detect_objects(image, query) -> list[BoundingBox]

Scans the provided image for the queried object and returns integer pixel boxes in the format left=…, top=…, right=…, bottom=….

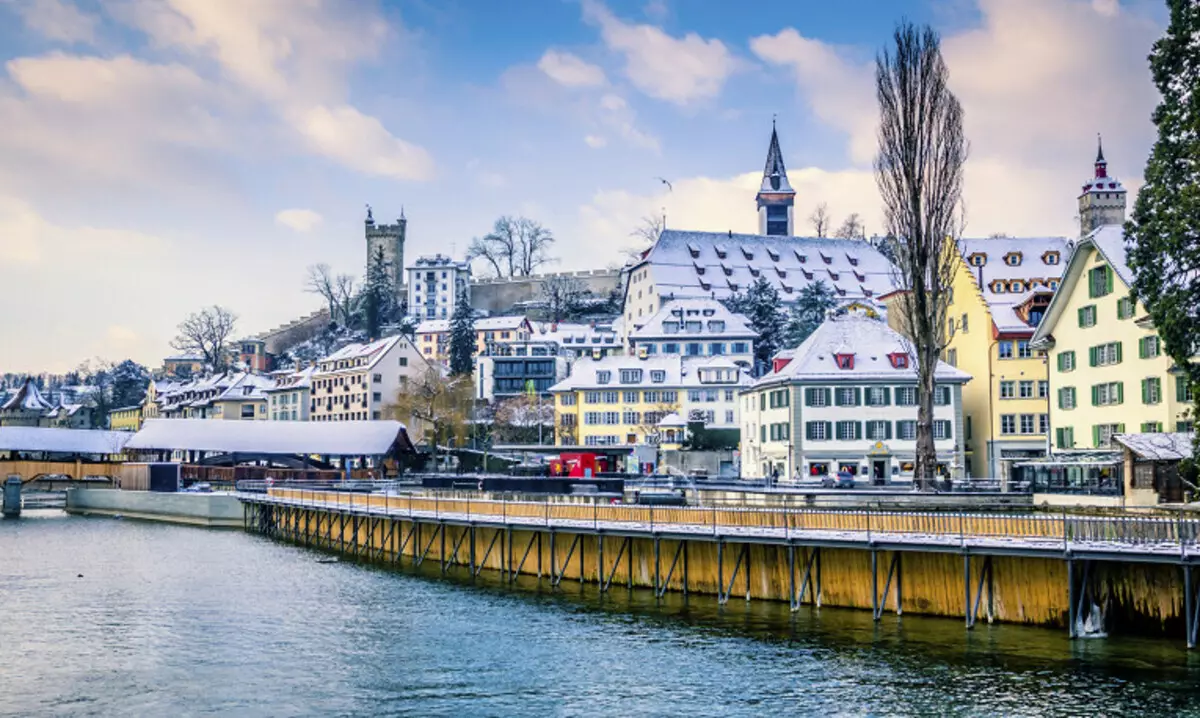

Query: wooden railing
left=0, top=460, right=121, bottom=483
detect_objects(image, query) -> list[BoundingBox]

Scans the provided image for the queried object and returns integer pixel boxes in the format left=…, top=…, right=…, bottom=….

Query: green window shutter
left=1106, top=266, right=1114, bottom=294
left=834, top=390, right=844, bottom=407
left=855, top=422, right=863, bottom=440
left=1117, top=422, right=1126, bottom=434
left=760, top=425, right=766, bottom=442
left=1115, top=342, right=1123, bottom=363
left=1115, top=382, right=1124, bottom=404
left=1141, top=379, right=1149, bottom=405
left=1056, top=353, right=1064, bottom=371
left=1089, top=346, right=1098, bottom=367
left=1091, top=385, right=1099, bottom=406
left=825, top=422, right=833, bottom=440
left=885, top=421, right=893, bottom=440
left=1178, top=377, right=1187, bottom=402
left=1077, top=307, right=1085, bottom=327
left=1138, top=337, right=1147, bottom=359
left=823, top=388, right=831, bottom=406
left=1055, top=428, right=1063, bottom=448
left=1092, top=425, right=1101, bottom=447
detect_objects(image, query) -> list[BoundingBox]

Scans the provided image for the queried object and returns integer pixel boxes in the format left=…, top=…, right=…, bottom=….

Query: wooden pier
left=240, top=489, right=1200, bottom=648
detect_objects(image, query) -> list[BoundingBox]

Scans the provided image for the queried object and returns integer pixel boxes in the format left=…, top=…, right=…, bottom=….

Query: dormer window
left=707, top=320, right=725, bottom=332
left=699, top=280, right=711, bottom=291
left=749, top=266, right=761, bottom=277
left=846, top=254, right=859, bottom=267
left=620, top=369, right=643, bottom=384
left=740, top=246, right=754, bottom=260
left=775, top=267, right=787, bottom=278
left=780, top=283, right=793, bottom=294
left=1048, top=279, right=1059, bottom=290
left=990, top=280, right=1007, bottom=293
left=662, top=321, right=680, bottom=334
left=685, top=321, right=702, bottom=332
left=794, top=250, right=807, bottom=263
left=888, top=352, right=910, bottom=369
left=702, top=309, right=715, bottom=316
left=1010, top=280, right=1025, bottom=292
left=828, top=270, right=840, bottom=281
left=650, top=370, right=666, bottom=383
left=802, top=269, right=814, bottom=280
left=687, top=243, right=700, bottom=258
left=767, top=248, right=780, bottom=261
left=862, top=287, right=873, bottom=298
left=854, top=270, right=865, bottom=282
left=693, top=262, right=706, bottom=276
left=821, top=253, right=832, bottom=265
left=727, top=280, right=739, bottom=292
left=1043, top=251, right=1060, bottom=265
left=596, top=371, right=611, bottom=385
left=834, top=353, right=855, bottom=370
left=968, top=253, right=986, bottom=267
left=721, top=263, right=733, bottom=276
left=1004, top=252, right=1023, bottom=266
left=715, top=244, right=727, bottom=259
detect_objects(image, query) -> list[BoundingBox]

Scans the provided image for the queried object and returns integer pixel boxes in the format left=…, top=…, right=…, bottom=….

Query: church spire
left=1094, top=134, right=1107, bottom=178
left=756, top=119, right=796, bottom=236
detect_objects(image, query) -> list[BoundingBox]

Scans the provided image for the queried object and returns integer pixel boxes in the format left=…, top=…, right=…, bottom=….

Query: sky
left=0, top=0, right=1168, bottom=374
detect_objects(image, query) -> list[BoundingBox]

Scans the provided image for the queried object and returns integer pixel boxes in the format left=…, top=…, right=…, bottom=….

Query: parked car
left=820, top=471, right=856, bottom=489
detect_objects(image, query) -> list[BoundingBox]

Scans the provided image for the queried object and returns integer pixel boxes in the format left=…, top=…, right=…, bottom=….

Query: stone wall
left=469, top=269, right=622, bottom=315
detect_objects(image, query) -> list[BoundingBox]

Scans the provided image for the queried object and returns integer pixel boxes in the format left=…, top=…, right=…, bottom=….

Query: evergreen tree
left=1126, top=0, right=1200, bottom=476
left=723, top=276, right=786, bottom=373
left=448, top=283, right=476, bottom=376
left=362, top=244, right=395, bottom=338
left=784, top=280, right=838, bottom=347
left=110, top=360, right=150, bottom=408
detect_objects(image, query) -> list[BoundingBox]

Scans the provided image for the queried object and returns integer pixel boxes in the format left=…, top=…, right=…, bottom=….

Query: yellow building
left=210, top=373, right=272, bottom=421
left=549, top=355, right=747, bottom=448
left=415, top=316, right=533, bottom=363
left=1031, top=226, right=1193, bottom=448
left=108, top=405, right=143, bottom=432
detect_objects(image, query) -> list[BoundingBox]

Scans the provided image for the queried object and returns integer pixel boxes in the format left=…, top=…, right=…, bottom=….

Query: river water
left=3, top=511, right=1200, bottom=717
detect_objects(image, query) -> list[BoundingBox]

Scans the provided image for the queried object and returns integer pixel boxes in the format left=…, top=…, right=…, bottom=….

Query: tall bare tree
left=625, top=213, right=666, bottom=259
left=467, top=216, right=556, bottom=277
left=540, top=274, right=587, bottom=322
left=874, top=22, right=967, bottom=488
left=171, top=305, right=238, bottom=371
left=808, top=202, right=830, bottom=237
left=390, top=368, right=474, bottom=467
left=304, top=264, right=357, bottom=327
left=834, top=212, right=867, bottom=240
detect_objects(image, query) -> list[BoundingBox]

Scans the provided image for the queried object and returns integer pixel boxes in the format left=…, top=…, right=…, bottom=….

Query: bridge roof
left=0, top=427, right=133, bottom=455
left=126, top=419, right=413, bottom=456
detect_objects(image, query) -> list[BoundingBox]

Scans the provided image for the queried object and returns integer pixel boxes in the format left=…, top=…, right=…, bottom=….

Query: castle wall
left=469, top=269, right=621, bottom=314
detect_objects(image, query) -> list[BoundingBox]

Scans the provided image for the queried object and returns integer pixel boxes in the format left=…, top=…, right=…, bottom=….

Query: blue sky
left=0, top=0, right=1167, bottom=372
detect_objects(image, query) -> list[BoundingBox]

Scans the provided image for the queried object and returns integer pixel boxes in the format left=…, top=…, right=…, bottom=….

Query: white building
left=740, top=310, right=971, bottom=482
left=265, top=366, right=315, bottom=421
left=407, top=254, right=471, bottom=320
left=310, top=335, right=429, bottom=422
left=531, top=320, right=623, bottom=360
left=628, top=298, right=756, bottom=369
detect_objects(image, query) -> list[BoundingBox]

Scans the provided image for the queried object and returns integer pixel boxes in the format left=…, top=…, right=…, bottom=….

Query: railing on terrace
left=249, top=488, right=1200, bottom=552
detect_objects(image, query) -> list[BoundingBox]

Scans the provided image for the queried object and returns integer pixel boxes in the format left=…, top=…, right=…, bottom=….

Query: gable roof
left=753, top=311, right=971, bottom=386
left=637, top=230, right=895, bottom=304
left=1030, top=226, right=1129, bottom=347
left=956, top=236, right=1072, bottom=333
left=1, top=378, right=53, bottom=413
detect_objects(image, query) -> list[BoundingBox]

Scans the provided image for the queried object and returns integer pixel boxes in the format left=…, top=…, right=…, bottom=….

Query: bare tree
left=833, top=212, right=867, bottom=240
left=333, top=273, right=357, bottom=327
left=492, top=395, right=555, bottom=444
left=625, top=213, right=666, bottom=259
left=809, top=202, right=830, bottom=237
left=540, top=274, right=588, bottom=322
left=171, top=305, right=238, bottom=371
left=390, top=368, right=475, bottom=467
left=467, top=216, right=557, bottom=278
left=874, top=22, right=967, bottom=489
left=305, top=264, right=357, bottom=327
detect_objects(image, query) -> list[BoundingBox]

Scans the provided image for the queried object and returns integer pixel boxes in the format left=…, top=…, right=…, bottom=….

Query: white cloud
left=537, top=50, right=606, bottom=88
left=582, top=0, right=737, bottom=105
left=275, top=208, right=323, bottom=232
left=596, top=93, right=659, bottom=150
left=292, top=104, right=434, bottom=181
left=751, top=0, right=1161, bottom=237
left=584, top=134, right=607, bottom=148
left=4, top=0, right=96, bottom=43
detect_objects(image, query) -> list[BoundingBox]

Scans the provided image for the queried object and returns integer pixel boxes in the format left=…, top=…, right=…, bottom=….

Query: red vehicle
left=549, top=453, right=613, bottom=477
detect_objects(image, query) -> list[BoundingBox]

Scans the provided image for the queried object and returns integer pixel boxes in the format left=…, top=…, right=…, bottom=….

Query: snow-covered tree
left=171, top=305, right=238, bottom=371
left=539, top=274, right=587, bottom=323
left=723, top=276, right=786, bottom=373
left=467, top=216, right=556, bottom=277
left=448, top=283, right=476, bottom=376
left=784, top=280, right=838, bottom=347
left=109, top=360, right=150, bottom=408
left=362, top=244, right=397, bottom=338
left=1126, top=0, right=1200, bottom=477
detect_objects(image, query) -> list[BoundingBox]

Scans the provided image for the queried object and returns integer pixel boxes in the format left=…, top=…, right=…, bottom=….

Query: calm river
left=3, top=510, right=1200, bottom=717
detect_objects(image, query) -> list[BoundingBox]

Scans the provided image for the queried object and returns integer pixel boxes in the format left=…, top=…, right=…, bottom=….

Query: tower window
left=765, top=205, right=788, bottom=236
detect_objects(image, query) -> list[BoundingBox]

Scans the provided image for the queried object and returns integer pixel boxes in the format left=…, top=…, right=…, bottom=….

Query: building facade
left=415, top=316, right=533, bottom=362
left=740, top=311, right=970, bottom=482
left=310, top=335, right=428, bottom=422
left=109, top=405, right=143, bottom=432
left=407, top=254, right=471, bottom=320
left=475, top=342, right=571, bottom=403
left=210, top=373, right=272, bottom=421
left=265, top=366, right=314, bottom=421
left=1032, top=226, right=1194, bottom=449
left=628, top=298, right=756, bottom=368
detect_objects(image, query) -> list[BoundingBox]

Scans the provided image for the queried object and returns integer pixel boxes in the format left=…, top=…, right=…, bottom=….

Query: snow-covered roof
left=533, top=321, right=620, bottom=347
left=548, top=355, right=749, bottom=392
left=753, top=310, right=971, bottom=386
left=215, top=373, right=273, bottom=402
left=0, top=427, right=132, bottom=454
left=315, top=336, right=414, bottom=376
left=1, top=378, right=52, bottom=412
left=126, top=418, right=414, bottom=455
left=1030, top=227, right=1137, bottom=348
left=957, top=236, right=1073, bottom=333
left=657, top=412, right=687, bottom=427
left=637, top=230, right=895, bottom=304
left=416, top=316, right=530, bottom=335
left=45, top=403, right=86, bottom=418
left=1085, top=225, right=1133, bottom=288
left=416, top=320, right=449, bottom=334
left=266, top=366, right=315, bottom=392
left=1112, top=432, right=1195, bottom=461
left=759, top=125, right=794, bottom=195
left=629, top=298, right=756, bottom=341
left=411, top=253, right=470, bottom=270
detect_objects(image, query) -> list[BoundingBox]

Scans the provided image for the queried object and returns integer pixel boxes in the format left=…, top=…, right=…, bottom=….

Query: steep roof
left=754, top=311, right=971, bottom=386
left=638, top=230, right=895, bottom=304
left=957, top=236, right=1073, bottom=333
left=759, top=125, right=793, bottom=194
left=1, top=378, right=53, bottom=412
left=629, top=298, right=756, bottom=340
left=126, top=418, right=414, bottom=455
left=215, top=372, right=273, bottom=402
left=1030, top=226, right=1133, bottom=347
left=266, top=366, right=315, bottom=392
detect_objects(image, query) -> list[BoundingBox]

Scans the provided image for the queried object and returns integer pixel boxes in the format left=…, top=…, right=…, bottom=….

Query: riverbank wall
left=66, top=488, right=243, bottom=528
left=243, top=491, right=1196, bottom=642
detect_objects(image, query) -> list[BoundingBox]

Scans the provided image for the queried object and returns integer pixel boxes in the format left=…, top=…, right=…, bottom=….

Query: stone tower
left=364, top=205, right=406, bottom=296
left=1077, top=136, right=1127, bottom=237
left=756, top=120, right=795, bottom=236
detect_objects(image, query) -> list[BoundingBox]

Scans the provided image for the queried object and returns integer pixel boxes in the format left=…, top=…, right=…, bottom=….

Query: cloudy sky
left=0, top=0, right=1166, bottom=373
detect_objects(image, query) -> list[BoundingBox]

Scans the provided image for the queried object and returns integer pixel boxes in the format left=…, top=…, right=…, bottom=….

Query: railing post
left=1062, top=508, right=1069, bottom=552
left=594, top=501, right=598, bottom=531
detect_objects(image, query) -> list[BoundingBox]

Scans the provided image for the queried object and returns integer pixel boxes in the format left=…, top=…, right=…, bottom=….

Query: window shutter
left=1057, top=353, right=1065, bottom=371
left=1115, top=342, right=1123, bottom=363
left=854, top=388, right=862, bottom=406
left=1056, top=428, right=1064, bottom=449
left=1057, top=388, right=1064, bottom=410
left=885, top=421, right=893, bottom=440
left=883, top=387, right=891, bottom=406
left=1116, top=382, right=1124, bottom=404
left=824, top=421, right=833, bottom=440
left=1106, top=266, right=1114, bottom=294
left=1089, top=346, right=1098, bottom=367
left=1138, top=337, right=1146, bottom=359
left=1117, top=422, right=1125, bottom=434
left=854, top=422, right=862, bottom=440
left=1141, top=379, right=1149, bottom=405
left=1091, top=385, right=1099, bottom=406
left=1178, top=377, right=1187, bottom=402
left=1092, top=425, right=1101, bottom=447
left=823, top=388, right=831, bottom=407
left=1077, top=307, right=1084, bottom=326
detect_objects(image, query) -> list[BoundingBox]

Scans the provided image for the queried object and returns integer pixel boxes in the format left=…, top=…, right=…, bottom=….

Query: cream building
left=311, top=336, right=428, bottom=422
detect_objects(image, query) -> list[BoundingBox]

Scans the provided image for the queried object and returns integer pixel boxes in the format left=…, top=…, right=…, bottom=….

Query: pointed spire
left=1094, top=134, right=1108, bottom=179
left=760, top=121, right=793, bottom=194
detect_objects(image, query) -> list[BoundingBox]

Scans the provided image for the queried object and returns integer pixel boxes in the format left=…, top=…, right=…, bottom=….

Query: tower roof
left=759, top=123, right=794, bottom=195
left=1080, top=135, right=1124, bottom=195
left=1095, top=134, right=1106, bottom=164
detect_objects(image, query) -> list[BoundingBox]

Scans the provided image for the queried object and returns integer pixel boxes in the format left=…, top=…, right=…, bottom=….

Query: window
left=560, top=394, right=577, bottom=406
left=1142, top=377, right=1162, bottom=405
left=1179, top=421, right=1195, bottom=434
left=934, top=386, right=952, bottom=406
left=685, top=343, right=702, bottom=356
left=709, top=343, right=725, bottom=355
left=1019, top=380, right=1034, bottom=399
left=1017, top=341, right=1032, bottom=359
left=725, top=390, right=735, bottom=401
left=662, top=391, right=678, bottom=402
left=835, top=421, right=861, bottom=440
left=1039, top=414, right=1049, bottom=434
left=865, top=387, right=890, bottom=406
left=725, top=410, right=735, bottom=424
left=623, top=391, right=639, bottom=403
left=1078, top=305, right=1097, bottom=328
left=1117, top=297, right=1135, bottom=319
left=961, top=313, right=969, bottom=333
left=805, top=388, right=830, bottom=407
left=399, top=357, right=408, bottom=367
left=1000, top=415, right=1016, bottom=435
left=933, top=420, right=952, bottom=440
left=1000, top=381, right=1015, bottom=399
left=1178, top=377, right=1195, bottom=402
left=601, top=391, right=619, bottom=404
left=643, top=391, right=659, bottom=403
left=620, top=369, right=643, bottom=384
left=1091, top=382, right=1124, bottom=406
left=1058, top=387, right=1077, bottom=410
left=1004, top=252, right=1022, bottom=266
left=896, top=420, right=916, bottom=440
left=705, top=390, right=719, bottom=403
left=1057, top=351, right=1076, bottom=372
left=866, top=420, right=891, bottom=440
left=1089, top=342, right=1122, bottom=367
left=834, top=353, right=855, bottom=370
left=688, top=390, right=703, bottom=402
left=1055, top=427, right=1075, bottom=449
left=622, top=411, right=640, bottom=424
left=835, top=388, right=860, bottom=406
left=1141, top=421, right=1163, bottom=433
left=1088, top=265, right=1113, bottom=298
left=663, top=343, right=680, bottom=354
left=732, top=342, right=749, bottom=354
left=596, top=371, right=612, bottom=385
left=1038, top=380, right=1049, bottom=398
left=1019, top=414, right=1035, bottom=434
left=650, top=370, right=666, bottom=383
left=999, top=342, right=1013, bottom=359
left=889, top=353, right=910, bottom=369
left=1093, top=423, right=1123, bottom=448
left=585, top=391, right=601, bottom=404
left=946, top=348, right=957, bottom=367
left=1139, top=336, right=1161, bottom=359
left=372, top=392, right=382, bottom=402
left=806, top=422, right=830, bottom=441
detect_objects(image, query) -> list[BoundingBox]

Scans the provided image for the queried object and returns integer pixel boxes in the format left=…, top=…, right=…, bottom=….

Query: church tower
left=756, top=121, right=795, bottom=236
left=1077, top=136, right=1127, bottom=237
left=364, top=205, right=406, bottom=297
